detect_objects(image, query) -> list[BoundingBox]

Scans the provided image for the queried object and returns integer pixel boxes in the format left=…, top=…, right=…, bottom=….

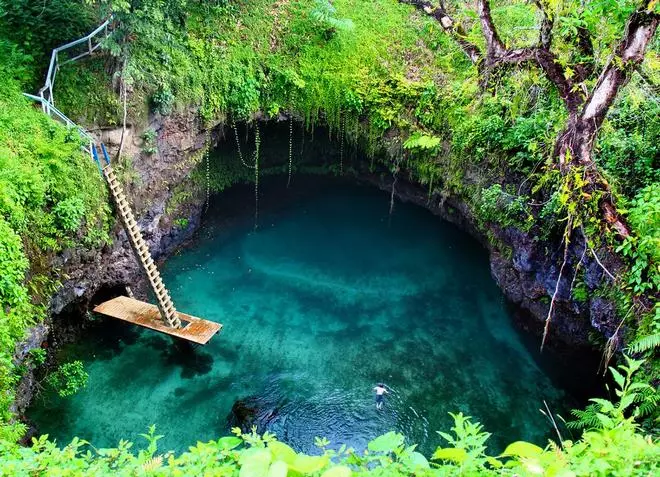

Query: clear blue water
left=29, top=178, right=581, bottom=456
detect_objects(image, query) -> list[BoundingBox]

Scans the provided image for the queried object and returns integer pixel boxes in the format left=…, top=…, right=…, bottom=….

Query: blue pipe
left=91, top=144, right=103, bottom=175
left=100, top=143, right=111, bottom=166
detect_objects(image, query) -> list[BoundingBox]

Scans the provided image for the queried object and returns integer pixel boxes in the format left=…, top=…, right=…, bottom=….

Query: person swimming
left=373, top=383, right=388, bottom=410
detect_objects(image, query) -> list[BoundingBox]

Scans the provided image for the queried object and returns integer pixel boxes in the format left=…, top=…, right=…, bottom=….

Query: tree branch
left=582, top=9, right=660, bottom=125
left=533, top=0, right=554, bottom=50
left=477, top=0, right=505, bottom=56
left=489, top=47, right=582, bottom=112
left=399, top=0, right=482, bottom=64
left=573, top=25, right=595, bottom=82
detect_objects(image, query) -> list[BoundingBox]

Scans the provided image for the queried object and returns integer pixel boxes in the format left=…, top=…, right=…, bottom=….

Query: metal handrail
left=38, top=18, right=112, bottom=108
left=23, top=94, right=95, bottom=158
left=25, top=17, right=113, bottom=161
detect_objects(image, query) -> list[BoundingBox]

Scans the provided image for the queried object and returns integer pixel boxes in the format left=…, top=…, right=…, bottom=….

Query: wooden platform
left=93, top=296, right=222, bottom=345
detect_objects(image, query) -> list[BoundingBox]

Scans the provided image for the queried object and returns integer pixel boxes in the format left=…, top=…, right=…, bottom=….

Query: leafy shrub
left=310, top=0, right=354, bottom=40
left=152, top=86, right=175, bottom=116
left=616, top=183, right=660, bottom=295
left=477, top=184, right=532, bottom=230
left=27, top=348, right=46, bottom=366
left=53, top=197, right=85, bottom=232
left=141, top=128, right=158, bottom=154
left=46, top=361, right=88, bottom=398
left=0, top=359, right=658, bottom=476
left=0, top=48, right=110, bottom=439
left=0, top=0, right=96, bottom=84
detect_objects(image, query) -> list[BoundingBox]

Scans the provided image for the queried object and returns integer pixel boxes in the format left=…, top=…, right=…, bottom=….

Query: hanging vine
left=339, top=110, right=345, bottom=175
left=232, top=121, right=257, bottom=170
left=204, top=129, right=211, bottom=213
left=253, top=124, right=260, bottom=230
left=287, top=116, right=293, bottom=188
left=232, top=121, right=260, bottom=230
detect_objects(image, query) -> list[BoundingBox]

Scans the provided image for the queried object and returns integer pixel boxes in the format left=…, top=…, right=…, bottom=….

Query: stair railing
left=38, top=18, right=113, bottom=109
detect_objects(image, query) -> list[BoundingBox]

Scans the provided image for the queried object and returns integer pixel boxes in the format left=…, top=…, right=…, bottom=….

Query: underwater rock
left=227, top=396, right=281, bottom=433
left=227, top=397, right=261, bottom=432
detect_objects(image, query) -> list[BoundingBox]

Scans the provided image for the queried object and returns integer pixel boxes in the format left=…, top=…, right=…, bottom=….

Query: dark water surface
left=29, top=178, right=586, bottom=455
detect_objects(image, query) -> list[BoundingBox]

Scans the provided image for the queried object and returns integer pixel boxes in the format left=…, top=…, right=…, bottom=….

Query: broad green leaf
left=320, top=465, right=352, bottom=477
left=267, top=461, right=288, bottom=477
left=367, top=432, right=404, bottom=453
left=501, top=441, right=543, bottom=458
left=618, top=393, right=636, bottom=412
left=522, top=457, right=545, bottom=475
left=431, top=447, right=467, bottom=463
left=595, top=413, right=614, bottom=428
left=609, top=367, right=625, bottom=389
left=217, top=436, right=242, bottom=450
left=590, top=398, right=614, bottom=413
left=269, top=441, right=298, bottom=464
left=628, top=382, right=651, bottom=392
left=240, top=449, right=272, bottom=477
left=403, top=451, right=429, bottom=470
left=290, top=455, right=328, bottom=474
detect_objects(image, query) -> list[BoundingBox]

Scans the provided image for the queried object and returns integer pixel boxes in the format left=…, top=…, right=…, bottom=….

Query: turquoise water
left=29, top=178, right=581, bottom=455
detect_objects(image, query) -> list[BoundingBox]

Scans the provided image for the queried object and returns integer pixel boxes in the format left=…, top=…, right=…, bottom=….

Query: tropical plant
left=310, top=0, right=354, bottom=39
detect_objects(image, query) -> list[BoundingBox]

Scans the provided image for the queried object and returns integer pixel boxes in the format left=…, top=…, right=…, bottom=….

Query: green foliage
left=476, top=184, right=533, bottom=231
left=28, top=348, right=46, bottom=367
left=616, top=183, right=660, bottom=296
left=0, top=0, right=96, bottom=87
left=596, top=95, right=660, bottom=197
left=152, top=86, right=175, bottom=116
left=174, top=218, right=189, bottom=229
left=141, top=128, right=158, bottom=154
left=1, top=362, right=659, bottom=476
left=569, top=356, right=658, bottom=430
left=628, top=332, right=660, bottom=354
left=0, top=44, right=110, bottom=439
left=53, top=58, right=123, bottom=126
left=433, top=412, right=496, bottom=473
left=310, top=0, right=354, bottom=40
left=46, top=361, right=88, bottom=398
left=403, top=133, right=441, bottom=151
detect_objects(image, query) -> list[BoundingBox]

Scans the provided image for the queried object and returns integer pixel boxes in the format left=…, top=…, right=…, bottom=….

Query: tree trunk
left=555, top=114, right=631, bottom=238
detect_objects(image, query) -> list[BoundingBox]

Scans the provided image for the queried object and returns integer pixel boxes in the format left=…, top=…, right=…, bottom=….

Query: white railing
left=24, top=17, right=113, bottom=160
left=38, top=18, right=112, bottom=108
left=23, top=94, right=95, bottom=158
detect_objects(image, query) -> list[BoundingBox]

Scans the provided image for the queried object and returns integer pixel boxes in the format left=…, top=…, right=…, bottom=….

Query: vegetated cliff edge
left=13, top=110, right=213, bottom=423
left=14, top=112, right=621, bottom=426
left=15, top=111, right=620, bottom=436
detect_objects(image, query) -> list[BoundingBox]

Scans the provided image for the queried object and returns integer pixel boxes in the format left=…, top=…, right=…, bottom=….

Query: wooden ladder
left=102, top=164, right=181, bottom=329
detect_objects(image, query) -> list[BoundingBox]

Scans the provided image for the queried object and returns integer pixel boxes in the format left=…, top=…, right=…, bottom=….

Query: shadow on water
left=29, top=173, right=606, bottom=456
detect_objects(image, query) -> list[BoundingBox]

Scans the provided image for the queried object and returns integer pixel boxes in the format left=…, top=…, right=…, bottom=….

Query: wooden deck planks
left=93, top=296, right=222, bottom=345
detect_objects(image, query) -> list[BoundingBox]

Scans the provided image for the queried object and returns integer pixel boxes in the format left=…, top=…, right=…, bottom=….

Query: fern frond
left=141, top=456, right=163, bottom=471
left=637, top=390, right=660, bottom=417
left=567, top=404, right=601, bottom=430
left=628, top=333, right=660, bottom=354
